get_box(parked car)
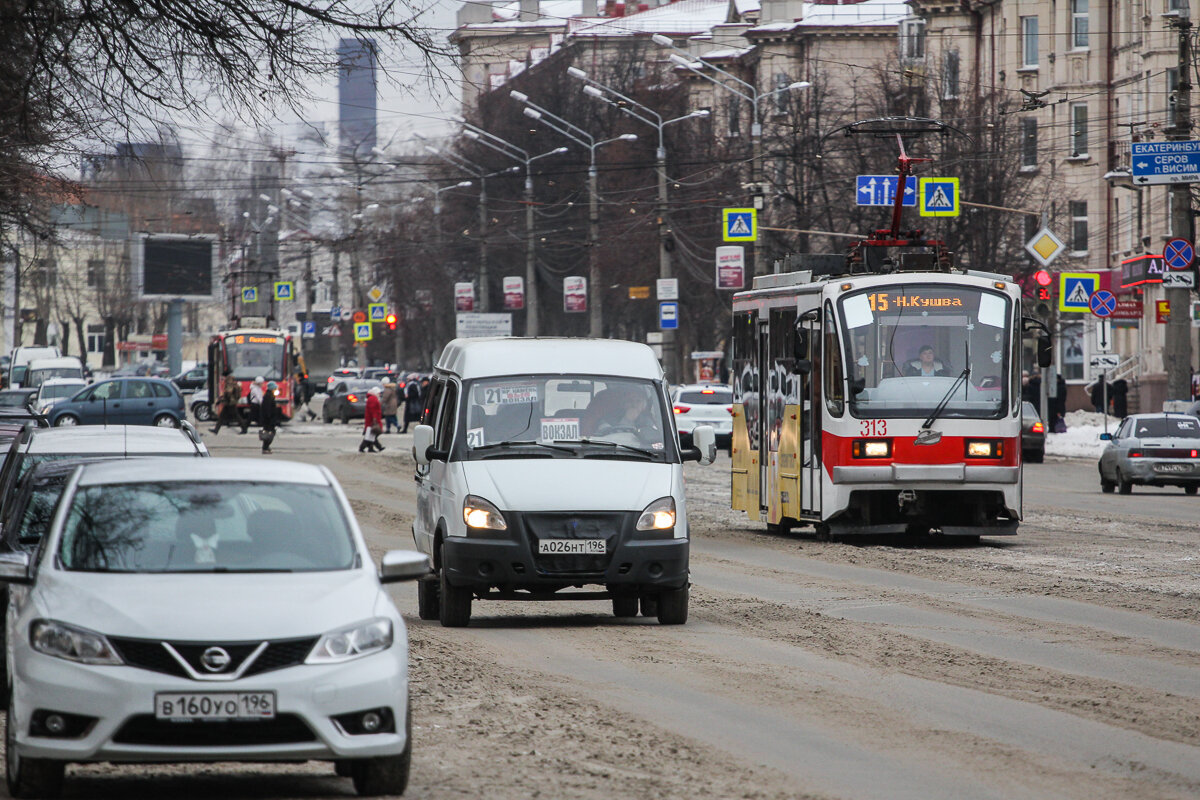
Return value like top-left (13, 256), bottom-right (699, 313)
top-left (172, 363), bottom-right (208, 392)
top-left (1098, 412), bottom-right (1200, 494)
top-left (323, 379), bottom-right (383, 424)
top-left (0, 390), bottom-right (37, 412)
top-left (671, 383), bottom-right (733, 449)
top-left (23, 356), bottom-right (84, 389)
top-left (363, 367), bottom-right (397, 383)
top-left (47, 377), bottom-right (185, 428)
top-left (33, 379), bottom-right (88, 416)
top-left (326, 368), bottom-right (362, 393)
top-left (0, 457), bottom-right (428, 798)
top-left (1021, 401), bottom-right (1046, 463)
top-left (189, 388), bottom-right (212, 422)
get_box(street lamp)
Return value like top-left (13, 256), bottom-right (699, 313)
top-left (512, 90), bottom-right (638, 337)
top-left (461, 123), bottom-right (568, 336)
top-left (431, 180), bottom-right (474, 256)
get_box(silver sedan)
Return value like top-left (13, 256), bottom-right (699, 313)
top-left (1098, 413), bottom-right (1200, 494)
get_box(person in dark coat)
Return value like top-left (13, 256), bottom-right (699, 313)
top-left (1052, 373), bottom-right (1068, 431)
top-left (1088, 379), bottom-right (1108, 414)
top-left (1110, 378), bottom-right (1129, 418)
top-left (260, 381), bottom-right (278, 454)
top-left (402, 374), bottom-right (422, 433)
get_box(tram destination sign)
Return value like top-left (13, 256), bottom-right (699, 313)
top-left (1131, 141), bottom-right (1200, 185)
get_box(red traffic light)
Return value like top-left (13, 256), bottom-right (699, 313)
top-left (385, 313), bottom-right (397, 330)
top-left (1034, 269), bottom-right (1052, 287)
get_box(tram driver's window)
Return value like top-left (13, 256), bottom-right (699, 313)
top-left (824, 306), bottom-right (844, 416)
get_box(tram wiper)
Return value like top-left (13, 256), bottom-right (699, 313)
top-left (916, 366), bottom-right (970, 445)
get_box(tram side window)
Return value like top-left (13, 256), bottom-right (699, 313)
top-left (823, 304), bottom-right (844, 416)
top-left (732, 311), bottom-right (757, 405)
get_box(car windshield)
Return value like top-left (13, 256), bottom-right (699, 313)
top-left (462, 375), bottom-right (670, 460)
top-left (679, 388), bottom-right (732, 404)
top-left (1130, 417), bottom-right (1200, 438)
top-left (840, 284), bottom-right (1012, 419)
top-left (28, 368), bottom-right (81, 387)
top-left (58, 481), bottom-right (356, 573)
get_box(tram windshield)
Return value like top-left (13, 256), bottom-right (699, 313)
top-left (223, 334), bottom-right (286, 381)
top-left (839, 284), bottom-right (1012, 419)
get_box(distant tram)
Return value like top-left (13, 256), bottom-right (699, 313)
top-left (206, 328), bottom-right (297, 423)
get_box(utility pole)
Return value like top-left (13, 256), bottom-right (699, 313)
top-left (1166, 6), bottom-right (1194, 401)
top-left (525, 173), bottom-right (538, 336)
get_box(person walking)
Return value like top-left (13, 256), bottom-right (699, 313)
top-left (248, 376), bottom-right (265, 430)
top-left (360, 386), bottom-right (384, 453)
top-left (402, 374), bottom-right (422, 433)
top-left (381, 381), bottom-right (400, 434)
top-left (260, 381), bottom-right (278, 454)
top-left (210, 369), bottom-right (246, 435)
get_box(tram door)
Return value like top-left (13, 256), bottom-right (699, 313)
top-left (756, 316), bottom-right (770, 513)
top-left (799, 311), bottom-right (822, 516)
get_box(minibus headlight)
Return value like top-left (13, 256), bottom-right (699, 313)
top-left (462, 495), bottom-right (508, 531)
top-left (636, 497), bottom-right (676, 530)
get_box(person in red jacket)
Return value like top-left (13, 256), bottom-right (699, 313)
top-left (359, 386), bottom-right (385, 453)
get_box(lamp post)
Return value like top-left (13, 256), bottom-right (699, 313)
top-left (568, 66), bottom-right (709, 380)
top-left (511, 90), bottom-right (637, 337)
top-left (460, 122), bottom-right (568, 336)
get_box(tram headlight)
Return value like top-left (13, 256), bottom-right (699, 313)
top-left (965, 440), bottom-right (1003, 458)
top-left (852, 439), bottom-right (891, 458)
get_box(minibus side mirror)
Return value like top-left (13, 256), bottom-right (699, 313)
top-left (412, 425), bottom-right (436, 465)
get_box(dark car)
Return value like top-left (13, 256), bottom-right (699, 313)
top-left (1098, 412), bottom-right (1200, 494)
top-left (1021, 401), bottom-right (1045, 463)
top-left (0, 389), bottom-right (37, 412)
top-left (323, 379), bottom-right (382, 424)
top-left (46, 377), bottom-right (186, 428)
top-left (363, 367), bottom-right (397, 383)
top-left (325, 367), bottom-right (362, 394)
top-left (172, 363), bottom-right (208, 392)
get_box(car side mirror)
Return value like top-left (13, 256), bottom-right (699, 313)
top-left (0, 551), bottom-right (31, 584)
top-left (412, 424), bottom-right (436, 465)
top-left (1037, 334), bottom-right (1053, 369)
top-left (379, 550), bottom-right (431, 583)
top-left (1099, 432), bottom-right (1112, 441)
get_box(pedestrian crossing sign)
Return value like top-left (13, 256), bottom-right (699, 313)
top-left (354, 322), bottom-right (372, 342)
top-left (241, 287), bottom-right (258, 303)
top-left (273, 281), bottom-right (294, 301)
top-left (722, 208), bottom-right (757, 242)
top-left (1059, 272), bottom-right (1100, 313)
top-left (368, 303), bottom-right (386, 322)
top-left (918, 177), bottom-right (960, 217)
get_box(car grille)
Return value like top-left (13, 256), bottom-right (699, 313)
top-left (521, 512), bottom-right (629, 575)
top-left (112, 714), bottom-right (315, 746)
top-left (108, 637), bottom-right (317, 679)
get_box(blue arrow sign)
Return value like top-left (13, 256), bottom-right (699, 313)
top-left (855, 175), bottom-right (917, 207)
top-left (1089, 290), bottom-right (1117, 318)
top-left (1131, 141), bottom-right (1200, 185)
top-left (1164, 237), bottom-right (1194, 270)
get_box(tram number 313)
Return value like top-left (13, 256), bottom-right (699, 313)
top-left (860, 419), bottom-right (887, 436)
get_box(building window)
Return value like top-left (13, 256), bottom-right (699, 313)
top-left (1021, 117), bottom-right (1038, 168)
top-left (86, 324), bottom-right (106, 355)
top-left (773, 73), bottom-right (790, 113)
top-left (1070, 201), bottom-right (1088, 254)
top-left (1072, 0), bottom-right (1089, 48)
top-left (1167, 68), bottom-right (1179, 124)
top-left (727, 96), bottom-right (741, 137)
top-left (86, 259), bottom-right (105, 289)
top-left (899, 18), bottom-right (926, 61)
top-left (29, 259), bottom-right (56, 288)
top-left (1070, 102), bottom-right (1088, 157)
top-left (1022, 16), bottom-right (1039, 67)
top-left (1170, 0), bottom-right (1187, 11)
top-left (942, 51), bottom-right (960, 100)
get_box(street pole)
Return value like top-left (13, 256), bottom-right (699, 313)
top-left (525, 172), bottom-right (538, 336)
top-left (1166, 5), bottom-right (1194, 401)
top-left (656, 143), bottom-right (677, 382)
top-left (479, 183), bottom-right (490, 313)
top-left (588, 163), bottom-right (601, 337)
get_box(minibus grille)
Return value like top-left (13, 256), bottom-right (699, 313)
top-left (522, 512), bottom-right (628, 575)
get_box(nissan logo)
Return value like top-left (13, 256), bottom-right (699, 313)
top-left (200, 646), bottom-right (232, 672)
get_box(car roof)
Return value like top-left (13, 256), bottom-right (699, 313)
top-left (22, 426), bottom-right (204, 455)
top-left (75, 457), bottom-right (330, 487)
top-left (27, 357), bottom-right (82, 368)
top-left (40, 378), bottom-right (86, 387)
top-left (436, 337), bottom-right (664, 381)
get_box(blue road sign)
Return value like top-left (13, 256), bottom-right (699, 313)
top-left (273, 281), bottom-right (294, 301)
top-left (1089, 290), bottom-right (1117, 318)
top-left (368, 302), bottom-right (387, 322)
top-left (1059, 272), bottom-right (1100, 313)
top-left (302, 321), bottom-right (316, 335)
top-left (855, 175), bottom-right (917, 207)
top-left (722, 209), bottom-right (757, 242)
top-left (1131, 141), bottom-right (1200, 185)
top-left (330, 306), bottom-right (342, 321)
top-left (241, 287), bottom-right (258, 303)
top-left (919, 178), bottom-right (959, 217)
top-left (1164, 238), bottom-right (1194, 270)
top-left (659, 301), bottom-right (679, 330)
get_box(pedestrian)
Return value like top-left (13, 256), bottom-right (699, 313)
top-left (402, 373), bottom-right (422, 433)
top-left (248, 376), bottom-right (265, 430)
top-left (260, 381), bottom-right (278, 454)
top-left (381, 381), bottom-right (400, 434)
top-left (360, 386), bottom-right (384, 453)
top-left (210, 369), bottom-right (245, 435)
top-left (1053, 373), bottom-right (1068, 432)
top-left (1110, 378), bottom-right (1129, 418)
top-left (1020, 370), bottom-right (1032, 403)
top-left (1087, 378), bottom-right (1108, 414)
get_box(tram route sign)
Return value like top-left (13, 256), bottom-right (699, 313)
top-left (1131, 141), bottom-right (1200, 185)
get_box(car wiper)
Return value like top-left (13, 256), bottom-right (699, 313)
top-left (917, 367), bottom-right (971, 443)
top-left (576, 438), bottom-right (658, 459)
top-left (472, 440), bottom-right (577, 455)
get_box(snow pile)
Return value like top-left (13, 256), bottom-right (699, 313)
top-left (1044, 410), bottom-right (1120, 459)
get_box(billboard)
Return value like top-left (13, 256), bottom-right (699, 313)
top-left (503, 276), bottom-right (525, 310)
top-left (564, 276), bottom-right (587, 313)
top-left (133, 234), bottom-right (217, 301)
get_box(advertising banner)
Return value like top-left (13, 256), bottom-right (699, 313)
top-left (502, 276), bottom-right (525, 310)
top-left (716, 246), bottom-right (745, 290)
top-left (564, 276), bottom-right (587, 313)
top-left (454, 282), bottom-right (475, 312)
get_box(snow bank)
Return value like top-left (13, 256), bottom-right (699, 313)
top-left (1044, 409), bottom-right (1120, 460)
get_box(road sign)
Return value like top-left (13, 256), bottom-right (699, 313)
top-left (657, 278), bottom-right (678, 300)
top-left (329, 306), bottom-right (342, 321)
top-left (1096, 319), bottom-right (1112, 352)
top-left (918, 177), bottom-right (959, 217)
top-left (1131, 140), bottom-right (1200, 185)
top-left (241, 287), bottom-right (258, 303)
top-left (456, 313), bottom-right (513, 338)
top-left (1164, 238), bottom-right (1194, 270)
top-left (1157, 299), bottom-right (1171, 323)
top-left (1089, 290), bottom-right (1117, 318)
top-left (1162, 270), bottom-right (1196, 288)
top-left (722, 208), bottom-right (757, 242)
top-left (325, 324), bottom-right (342, 337)
top-left (1090, 354), bottom-right (1120, 370)
top-left (659, 301), bottom-right (679, 330)
top-left (367, 285), bottom-right (384, 303)
top-left (855, 175), bottom-right (917, 207)
top-left (628, 286), bottom-right (650, 299)
top-left (1059, 272), bottom-right (1100, 313)
top-left (368, 302), bottom-right (386, 322)
top-left (302, 321), bottom-right (316, 337)
top-left (273, 281), bottom-right (294, 301)
top-left (1025, 227), bottom-right (1066, 267)
top-left (1192, 301), bottom-right (1200, 328)
top-left (354, 322), bottom-right (372, 342)
top-left (352, 310), bottom-right (367, 323)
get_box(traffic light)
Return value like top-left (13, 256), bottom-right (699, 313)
top-left (1033, 269), bottom-right (1052, 287)
top-left (386, 313), bottom-right (397, 331)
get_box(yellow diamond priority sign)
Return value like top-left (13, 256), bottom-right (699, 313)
top-left (1025, 226), bottom-right (1065, 267)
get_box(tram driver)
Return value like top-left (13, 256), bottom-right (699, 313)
top-left (904, 345), bottom-right (948, 378)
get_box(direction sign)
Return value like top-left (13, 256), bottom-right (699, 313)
top-left (1096, 319), bottom-right (1112, 352)
top-left (241, 287), bottom-right (258, 303)
top-left (329, 306), bottom-right (342, 321)
top-left (1131, 141), bottom-right (1200, 185)
top-left (353, 322), bottom-right (372, 342)
top-left (722, 208), bottom-right (757, 242)
top-left (1059, 272), bottom-right (1100, 313)
top-left (1090, 354), bottom-right (1120, 370)
top-left (918, 177), bottom-right (959, 217)
top-left (368, 302), bottom-right (386, 322)
top-left (1089, 290), bottom-right (1117, 318)
top-left (659, 301), bottom-right (679, 330)
top-left (1164, 238), bottom-right (1194, 270)
top-left (273, 281), bottom-right (294, 301)
top-left (855, 175), bottom-right (917, 207)
top-left (1162, 270), bottom-right (1196, 288)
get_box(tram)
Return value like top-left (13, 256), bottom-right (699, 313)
top-left (206, 328), bottom-right (298, 423)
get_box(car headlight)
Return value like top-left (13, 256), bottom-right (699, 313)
top-left (463, 495), bottom-right (507, 531)
top-left (306, 618), bottom-right (393, 664)
top-left (38, 405), bottom-right (51, 415)
top-left (30, 620), bottom-right (122, 665)
top-left (636, 496), bottom-right (676, 531)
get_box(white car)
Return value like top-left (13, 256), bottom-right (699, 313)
top-left (0, 458), bottom-right (428, 798)
top-left (671, 383), bottom-right (733, 448)
top-left (33, 378), bottom-right (88, 416)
